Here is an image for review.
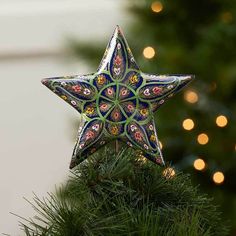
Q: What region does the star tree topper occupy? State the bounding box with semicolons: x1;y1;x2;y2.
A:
42;26;194;169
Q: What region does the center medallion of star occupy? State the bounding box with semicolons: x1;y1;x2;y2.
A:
42;26;194;169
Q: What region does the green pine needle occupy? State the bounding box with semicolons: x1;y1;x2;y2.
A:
19;148;228;235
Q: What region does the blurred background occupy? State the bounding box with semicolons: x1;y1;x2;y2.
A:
0;0;235;235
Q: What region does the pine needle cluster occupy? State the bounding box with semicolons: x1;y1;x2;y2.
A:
20;148;228;236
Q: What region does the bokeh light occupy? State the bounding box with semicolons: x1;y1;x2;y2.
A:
159;141;163;149
151;1;163;13
213;171;225;185
197;133;209;145
163;167;175;179
216;115;228;127
184;90;198;103
143;46;155;59
193;158;206;171
221;11;233;24
182;118;194;130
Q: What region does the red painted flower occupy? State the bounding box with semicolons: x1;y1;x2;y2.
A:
107;87;114;95
127;104;134;111
134;131;142;141
100;103;108;111
114;55;122;66
121;88;128;96
113;112;120;120
72;85;82;93
152;86;162;95
85;131;94;140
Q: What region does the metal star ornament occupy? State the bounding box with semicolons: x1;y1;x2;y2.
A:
42;26;194;169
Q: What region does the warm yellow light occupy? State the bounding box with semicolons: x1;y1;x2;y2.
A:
143;46;155;59
151;1;163;13
193;158;206;171
213;171;224;185
184;90;198;103
163;167;175;179
197;133;209;145
216;115;228;127
159;141;163;149
182;118;194;131
221;11;233;24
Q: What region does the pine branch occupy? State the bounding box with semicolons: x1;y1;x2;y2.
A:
18;148;228;235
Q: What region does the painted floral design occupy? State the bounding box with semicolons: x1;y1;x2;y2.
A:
72;85;82;92
111;126;119;135
129;74;138;84
97;75;106;85
152;86;162;95
85;107;94;115
83;88;91;95
134;131;142;141
42;25;194;169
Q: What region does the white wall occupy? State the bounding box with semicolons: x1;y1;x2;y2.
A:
0;1;127;234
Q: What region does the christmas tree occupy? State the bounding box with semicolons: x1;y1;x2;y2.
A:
20;149;228;235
